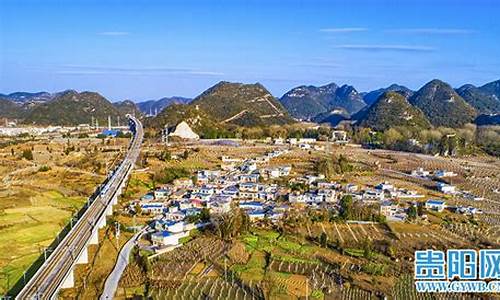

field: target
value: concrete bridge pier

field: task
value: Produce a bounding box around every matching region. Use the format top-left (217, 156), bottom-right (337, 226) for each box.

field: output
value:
top-left (105, 204), bottom-right (113, 216)
top-left (61, 269), bottom-right (74, 289)
top-left (98, 215), bottom-right (107, 229)
top-left (76, 247), bottom-right (88, 265)
top-left (89, 230), bottom-right (99, 245)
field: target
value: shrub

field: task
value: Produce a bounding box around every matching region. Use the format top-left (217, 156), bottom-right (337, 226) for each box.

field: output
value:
top-left (38, 165), bottom-right (51, 172)
top-left (22, 149), bottom-right (33, 160)
top-left (154, 167), bottom-right (191, 184)
top-left (362, 262), bottom-right (387, 276)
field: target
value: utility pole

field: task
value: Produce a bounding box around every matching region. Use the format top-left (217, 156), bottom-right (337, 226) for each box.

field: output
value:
top-left (133, 215), bottom-right (136, 233)
top-left (306, 277), bottom-right (309, 300)
top-left (43, 248), bottom-right (53, 261)
top-left (115, 221), bottom-right (120, 249)
top-left (162, 124), bottom-right (169, 145)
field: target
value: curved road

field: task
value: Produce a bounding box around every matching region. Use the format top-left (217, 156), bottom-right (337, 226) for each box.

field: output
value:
top-left (100, 227), bottom-right (147, 299)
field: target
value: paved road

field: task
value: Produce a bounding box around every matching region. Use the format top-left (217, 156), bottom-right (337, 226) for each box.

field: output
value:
top-left (16, 115), bottom-right (143, 300)
top-left (100, 227), bottom-right (146, 300)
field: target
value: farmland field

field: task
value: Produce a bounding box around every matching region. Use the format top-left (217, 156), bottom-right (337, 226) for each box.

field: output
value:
top-left (116, 140), bottom-right (500, 299)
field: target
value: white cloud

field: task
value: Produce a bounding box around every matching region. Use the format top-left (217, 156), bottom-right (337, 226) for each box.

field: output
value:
top-left (333, 44), bottom-right (436, 52)
top-left (97, 31), bottom-right (130, 36)
top-left (320, 27), bottom-right (368, 33)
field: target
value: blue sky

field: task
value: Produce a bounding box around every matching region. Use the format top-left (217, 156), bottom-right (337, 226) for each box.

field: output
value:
top-left (1, 0), bottom-right (499, 101)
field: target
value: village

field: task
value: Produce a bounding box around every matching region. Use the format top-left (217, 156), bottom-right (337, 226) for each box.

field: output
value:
top-left (128, 124), bottom-right (489, 254)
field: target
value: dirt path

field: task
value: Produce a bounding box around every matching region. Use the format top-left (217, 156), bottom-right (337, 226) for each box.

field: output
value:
top-left (333, 223), bottom-right (344, 243)
top-left (221, 110), bottom-right (248, 123)
top-left (346, 223), bottom-right (359, 242)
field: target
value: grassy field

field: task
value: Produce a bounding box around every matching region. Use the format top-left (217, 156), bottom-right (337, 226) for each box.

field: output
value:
top-left (0, 136), bottom-right (127, 295)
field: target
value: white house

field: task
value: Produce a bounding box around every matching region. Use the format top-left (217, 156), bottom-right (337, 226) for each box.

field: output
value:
top-left (331, 130), bottom-right (348, 143)
top-left (304, 192), bottom-right (324, 204)
top-left (288, 193), bottom-right (305, 203)
top-left (345, 184), bottom-right (358, 193)
top-left (362, 189), bottom-right (385, 202)
top-left (154, 188), bottom-right (170, 200)
top-left (434, 170), bottom-right (457, 178)
top-left (239, 174), bottom-right (260, 183)
top-left (318, 189), bottom-right (336, 202)
top-left (437, 182), bottom-right (456, 194)
top-left (140, 202), bottom-right (166, 214)
top-left (305, 175), bottom-right (325, 184)
top-left (241, 162), bottom-right (257, 172)
top-left (279, 166), bottom-right (292, 176)
top-left (263, 166), bottom-right (291, 179)
top-left (265, 168), bottom-right (281, 179)
top-left (299, 138), bottom-right (316, 144)
top-left (411, 168), bottom-right (431, 177)
top-left (380, 201), bottom-right (399, 217)
top-left (396, 189), bottom-right (425, 199)
top-left (375, 182), bottom-right (394, 191)
top-left (425, 199), bottom-right (446, 212)
top-left (239, 182), bottom-right (259, 193)
top-left (248, 210), bottom-right (266, 221)
top-left (151, 230), bottom-right (187, 246)
top-left (239, 201), bottom-right (264, 210)
top-left (317, 182), bottom-right (338, 190)
top-left (238, 191), bottom-right (258, 200)
top-left (200, 185), bottom-right (215, 195)
top-left (274, 137), bottom-right (285, 145)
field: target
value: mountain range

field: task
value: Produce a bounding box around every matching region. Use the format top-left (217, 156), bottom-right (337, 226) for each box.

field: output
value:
top-left (358, 91), bottom-right (431, 131)
top-left (408, 79), bottom-right (477, 127)
top-left (136, 97), bottom-right (191, 116)
top-left (0, 91), bottom-right (54, 104)
top-left (188, 81), bottom-right (292, 127)
top-left (1, 78), bottom-right (499, 130)
top-left (456, 82), bottom-right (500, 115)
top-left (0, 91), bottom-right (187, 124)
top-left (279, 83), bottom-right (366, 120)
top-left (146, 81), bottom-right (293, 137)
top-left (361, 84), bottom-right (414, 106)
top-left (22, 90), bottom-right (124, 126)
top-left (113, 100), bottom-right (144, 118)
